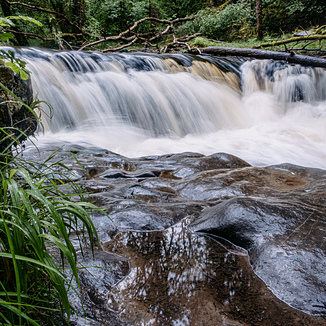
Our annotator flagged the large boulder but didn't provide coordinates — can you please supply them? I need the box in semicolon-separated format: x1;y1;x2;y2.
190;183;326;315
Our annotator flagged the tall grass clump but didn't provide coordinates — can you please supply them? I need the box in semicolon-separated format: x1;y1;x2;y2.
0;82;100;325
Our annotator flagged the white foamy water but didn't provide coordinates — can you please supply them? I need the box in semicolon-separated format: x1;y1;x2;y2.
19;48;326;168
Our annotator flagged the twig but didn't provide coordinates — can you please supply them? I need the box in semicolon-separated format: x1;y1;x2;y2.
161;33;202;53
5;29;55;41
280;211;314;247
102;38;138;53
5;0;84;33
78;15;197;51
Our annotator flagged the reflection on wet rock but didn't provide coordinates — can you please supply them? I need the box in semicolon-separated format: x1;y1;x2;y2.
190;196;326;315
68;251;130;326
103;219;324;326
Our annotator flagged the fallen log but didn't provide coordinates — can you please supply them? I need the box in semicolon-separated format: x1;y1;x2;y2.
201;47;326;69
253;35;326;49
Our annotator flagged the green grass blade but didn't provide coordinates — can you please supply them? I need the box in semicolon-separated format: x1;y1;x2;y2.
1;216;22;325
0;303;40;326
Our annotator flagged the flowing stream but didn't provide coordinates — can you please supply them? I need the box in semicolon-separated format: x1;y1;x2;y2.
17;48;326;168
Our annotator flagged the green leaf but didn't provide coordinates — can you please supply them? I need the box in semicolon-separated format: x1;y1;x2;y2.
7;16;42;27
0;303;40;326
0;33;14;41
4;62;21;73
40;234;79;286
0;253;65;278
0;150;101;324
0;17;14;27
19;69;29;80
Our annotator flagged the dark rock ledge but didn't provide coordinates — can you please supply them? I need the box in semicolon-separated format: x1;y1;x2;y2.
23;142;326;325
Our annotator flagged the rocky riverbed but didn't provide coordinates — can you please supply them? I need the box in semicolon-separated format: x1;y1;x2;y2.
24;141;326;325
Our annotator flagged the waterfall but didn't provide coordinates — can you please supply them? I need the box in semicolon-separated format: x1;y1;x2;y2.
12;48;326;168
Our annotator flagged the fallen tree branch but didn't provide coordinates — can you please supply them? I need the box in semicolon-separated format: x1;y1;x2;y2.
5;29;55;42
161;33;202;53
201;47;326;69
253;35;326;49
102;38;138;53
149;24;172;42
5;0;84;34
78;15;197;51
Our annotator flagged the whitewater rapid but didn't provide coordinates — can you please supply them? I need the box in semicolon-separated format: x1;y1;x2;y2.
17;48;326;168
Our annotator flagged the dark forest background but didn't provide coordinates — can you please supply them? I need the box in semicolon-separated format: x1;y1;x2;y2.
1;0;325;52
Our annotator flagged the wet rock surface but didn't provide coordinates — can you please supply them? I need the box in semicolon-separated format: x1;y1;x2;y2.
24;142;326;325
190;196;326;315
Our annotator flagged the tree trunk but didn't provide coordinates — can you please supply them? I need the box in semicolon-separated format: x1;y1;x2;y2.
201;47;326;69
256;0;263;40
72;0;86;29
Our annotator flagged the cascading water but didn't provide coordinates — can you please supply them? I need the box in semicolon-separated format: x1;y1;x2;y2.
13;48;326;168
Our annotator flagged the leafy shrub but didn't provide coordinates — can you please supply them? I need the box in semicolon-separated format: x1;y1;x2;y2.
178;2;253;41
153;0;206;19
260;0;326;35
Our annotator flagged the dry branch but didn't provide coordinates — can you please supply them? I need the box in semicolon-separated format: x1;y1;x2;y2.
253;35;326;49
162;33;202;53
201;47;326;68
102;38;138;53
78;15;197;51
5;29;55;42
5;0;83;33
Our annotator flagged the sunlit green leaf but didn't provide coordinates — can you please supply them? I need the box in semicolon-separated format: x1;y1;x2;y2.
4;62;21;73
0;17;14;27
0;33;13;41
19;69;29;80
7;15;42;27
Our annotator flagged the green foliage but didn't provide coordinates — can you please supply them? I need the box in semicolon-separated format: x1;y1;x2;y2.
1;0;325;48
178;0;325;42
255;0;326;35
0;82;101;324
85;0;152;37
0;158;99;325
285;0;305;15
0;17;15;43
0;18;14;28
188;36;222;47
0;32;13;42
0;15;42;79
178;2;253;41
6;16;43;27
153;0;206;19
1;50;29;80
